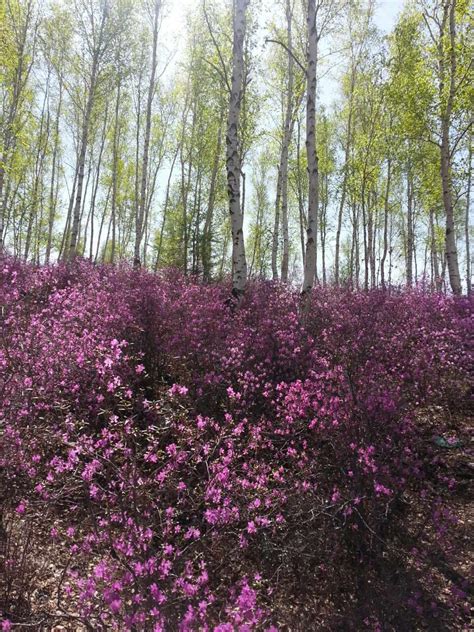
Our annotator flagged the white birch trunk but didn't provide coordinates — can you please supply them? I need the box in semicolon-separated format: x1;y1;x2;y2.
302;0;319;295
226;0;249;296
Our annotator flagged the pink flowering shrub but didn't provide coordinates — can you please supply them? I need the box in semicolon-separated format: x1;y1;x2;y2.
0;257;471;629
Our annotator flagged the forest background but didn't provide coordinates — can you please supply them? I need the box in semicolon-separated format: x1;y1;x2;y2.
0;0;472;293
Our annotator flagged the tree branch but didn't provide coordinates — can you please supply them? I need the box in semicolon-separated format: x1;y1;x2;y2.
450;119;473;159
203;0;231;94
265;38;306;74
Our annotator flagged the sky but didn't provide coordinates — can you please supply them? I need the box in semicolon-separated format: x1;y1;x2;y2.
161;0;406;44
373;0;405;31
158;0;406;106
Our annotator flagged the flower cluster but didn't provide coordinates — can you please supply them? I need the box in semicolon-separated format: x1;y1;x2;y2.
0;257;471;629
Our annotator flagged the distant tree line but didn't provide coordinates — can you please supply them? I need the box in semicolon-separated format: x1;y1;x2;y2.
0;0;472;294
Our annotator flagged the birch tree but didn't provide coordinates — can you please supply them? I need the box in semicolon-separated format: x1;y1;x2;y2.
301;0;318;295
422;0;462;293
134;0;162;266
67;0;114;260
0;0;39;250
227;0;249;296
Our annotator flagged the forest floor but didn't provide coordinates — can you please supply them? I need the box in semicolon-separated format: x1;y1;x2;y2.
265;409;474;632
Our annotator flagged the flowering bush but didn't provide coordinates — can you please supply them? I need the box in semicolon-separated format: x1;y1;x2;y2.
0;257;471;629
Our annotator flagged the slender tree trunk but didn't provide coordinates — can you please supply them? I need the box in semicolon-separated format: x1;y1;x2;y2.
226;0;249;297
302;0;319;295
271;166;282;279
135;0;161;266
59;167;78;261
280;0;295;282
46;80;63;264
155;146;179;270
182;100;197;274
111;79;121;263
406;167;414;286
89;185;95;261
295;117;306;267
465;132;472;294
353;204;360;288
177;87;193;273
94;185;111;263
414;205;418;283
320;173;328;285
36;90;52;262
366;193;374;290
441;251;447;290
218;225;229;279
68;26;103;261
335;79;355;285
440;133;461;294
203;107;224;281
192;171;203;274
103;210;113;263
25;80;50;260
0;179;12;249
134;70;142;242
423;234;428;282
0;0;35;250
78;154;93;251
388;211;394;288
430;207;442;291
380;158;391;288
143;130;167;266
83;107;108;257
249;173;265;278
438;0;461;294
361;185;369;290
92;123;108;257
371;190;377;288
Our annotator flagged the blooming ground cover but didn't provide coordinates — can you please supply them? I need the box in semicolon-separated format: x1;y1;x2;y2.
0;257;472;630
